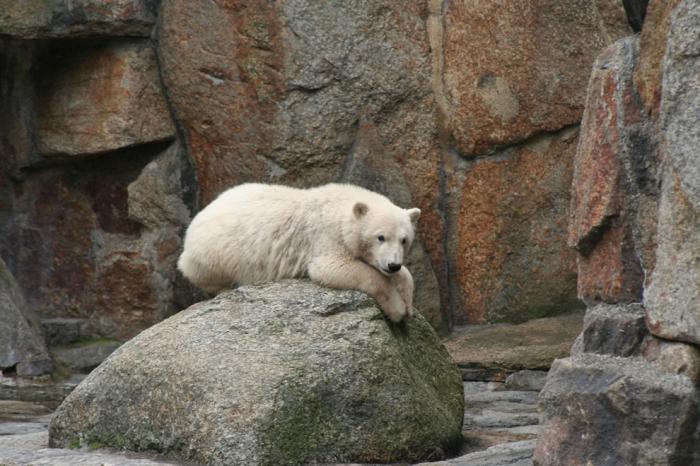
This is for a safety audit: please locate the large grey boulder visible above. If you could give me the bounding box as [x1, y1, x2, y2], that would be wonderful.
[534, 354, 700, 465]
[49, 280, 464, 465]
[0, 258, 52, 377]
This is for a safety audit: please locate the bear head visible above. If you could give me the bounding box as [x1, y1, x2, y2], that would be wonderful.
[347, 200, 421, 276]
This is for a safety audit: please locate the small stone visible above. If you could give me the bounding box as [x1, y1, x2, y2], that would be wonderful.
[41, 318, 85, 346]
[416, 440, 536, 466]
[575, 303, 648, 357]
[504, 370, 548, 391]
[0, 374, 85, 403]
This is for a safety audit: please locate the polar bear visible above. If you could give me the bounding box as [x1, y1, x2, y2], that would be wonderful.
[177, 183, 421, 322]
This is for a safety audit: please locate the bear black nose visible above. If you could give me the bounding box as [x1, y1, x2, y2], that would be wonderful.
[388, 263, 402, 273]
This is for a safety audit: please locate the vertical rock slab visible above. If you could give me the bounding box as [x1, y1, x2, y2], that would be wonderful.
[569, 37, 658, 304]
[448, 128, 581, 323]
[441, 0, 631, 156]
[35, 39, 175, 158]
[0, 258, 52, 377]
[645, 0, 700, 345]
[534, 354, 700, 465]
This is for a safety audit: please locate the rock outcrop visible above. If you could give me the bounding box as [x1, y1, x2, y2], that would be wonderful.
[0, 258, 52, 377]
[49, 281, 464, 465]
[536, 1, 700, 463]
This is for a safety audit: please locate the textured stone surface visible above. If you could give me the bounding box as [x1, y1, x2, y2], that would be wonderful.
[448, 128, 581, 323]
[569, 37, 657, 304]
[40, 318, 84, 346]
[658, 0, 700, 208]
[50, 340, 122, 373]
[49, 280, 464, 464]
[158, 0, 434, 204]
[0, 257, 52, 376]
[574, 303, 648, 357]
[635, 0, 683, 118]
[643, 336, 700, 384]
[127, 145, 190, 230]
[535, 354, 700, 465]
[504, 371, 548, 392]
[418, 440, 535, 466]
[645, 169, 700, 345]
[35, 39, 175, 158]
[0, 0, 156, 38]
[643, 12, 699, 344]
[2, 143, 191, 340]
[444, 313, 584, 374]
[441, 0, 630, 156]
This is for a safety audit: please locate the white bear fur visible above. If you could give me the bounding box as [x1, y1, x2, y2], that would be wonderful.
[177, 183, 421, 322]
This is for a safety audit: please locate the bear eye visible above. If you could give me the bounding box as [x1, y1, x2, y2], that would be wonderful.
[377, 235, 385, 242]
[401, 238, 407, 245]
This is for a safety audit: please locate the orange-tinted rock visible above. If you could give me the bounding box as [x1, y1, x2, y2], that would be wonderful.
[450, 128, 581, 324]
[158, 0, 435, 205]
[442, 0, 631, 156]
[634, 0, 683, 118]
[570, 37, 658, 304]
[568, 44, 624, 254]
[576, 223, 643, 304]
[35, 39, 175, 158]
[157, 0, 283, 205]
[92, 253, 158, 340]
[0, 0, 156, 38]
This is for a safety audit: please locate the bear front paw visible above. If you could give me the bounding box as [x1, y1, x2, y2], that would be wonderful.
[392, 268, 414, 318]
[376, 289, 408, 323]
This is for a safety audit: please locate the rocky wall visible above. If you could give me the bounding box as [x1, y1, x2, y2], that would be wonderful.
[535, 0, 700, 463]
[0, 0, 631, 343]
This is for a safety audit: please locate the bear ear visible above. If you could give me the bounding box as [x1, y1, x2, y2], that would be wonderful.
[407, 208, 421, 224]
[353, 202, 369, 219]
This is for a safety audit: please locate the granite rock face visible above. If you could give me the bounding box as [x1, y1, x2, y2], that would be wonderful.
[645, 0, 700, 345]
[441, 0, 630, 156]
[0, 258, 52, 377]
[49, 281, 464, 465]
[447, 128, 582, 323]
[537, 5, 700, 462]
